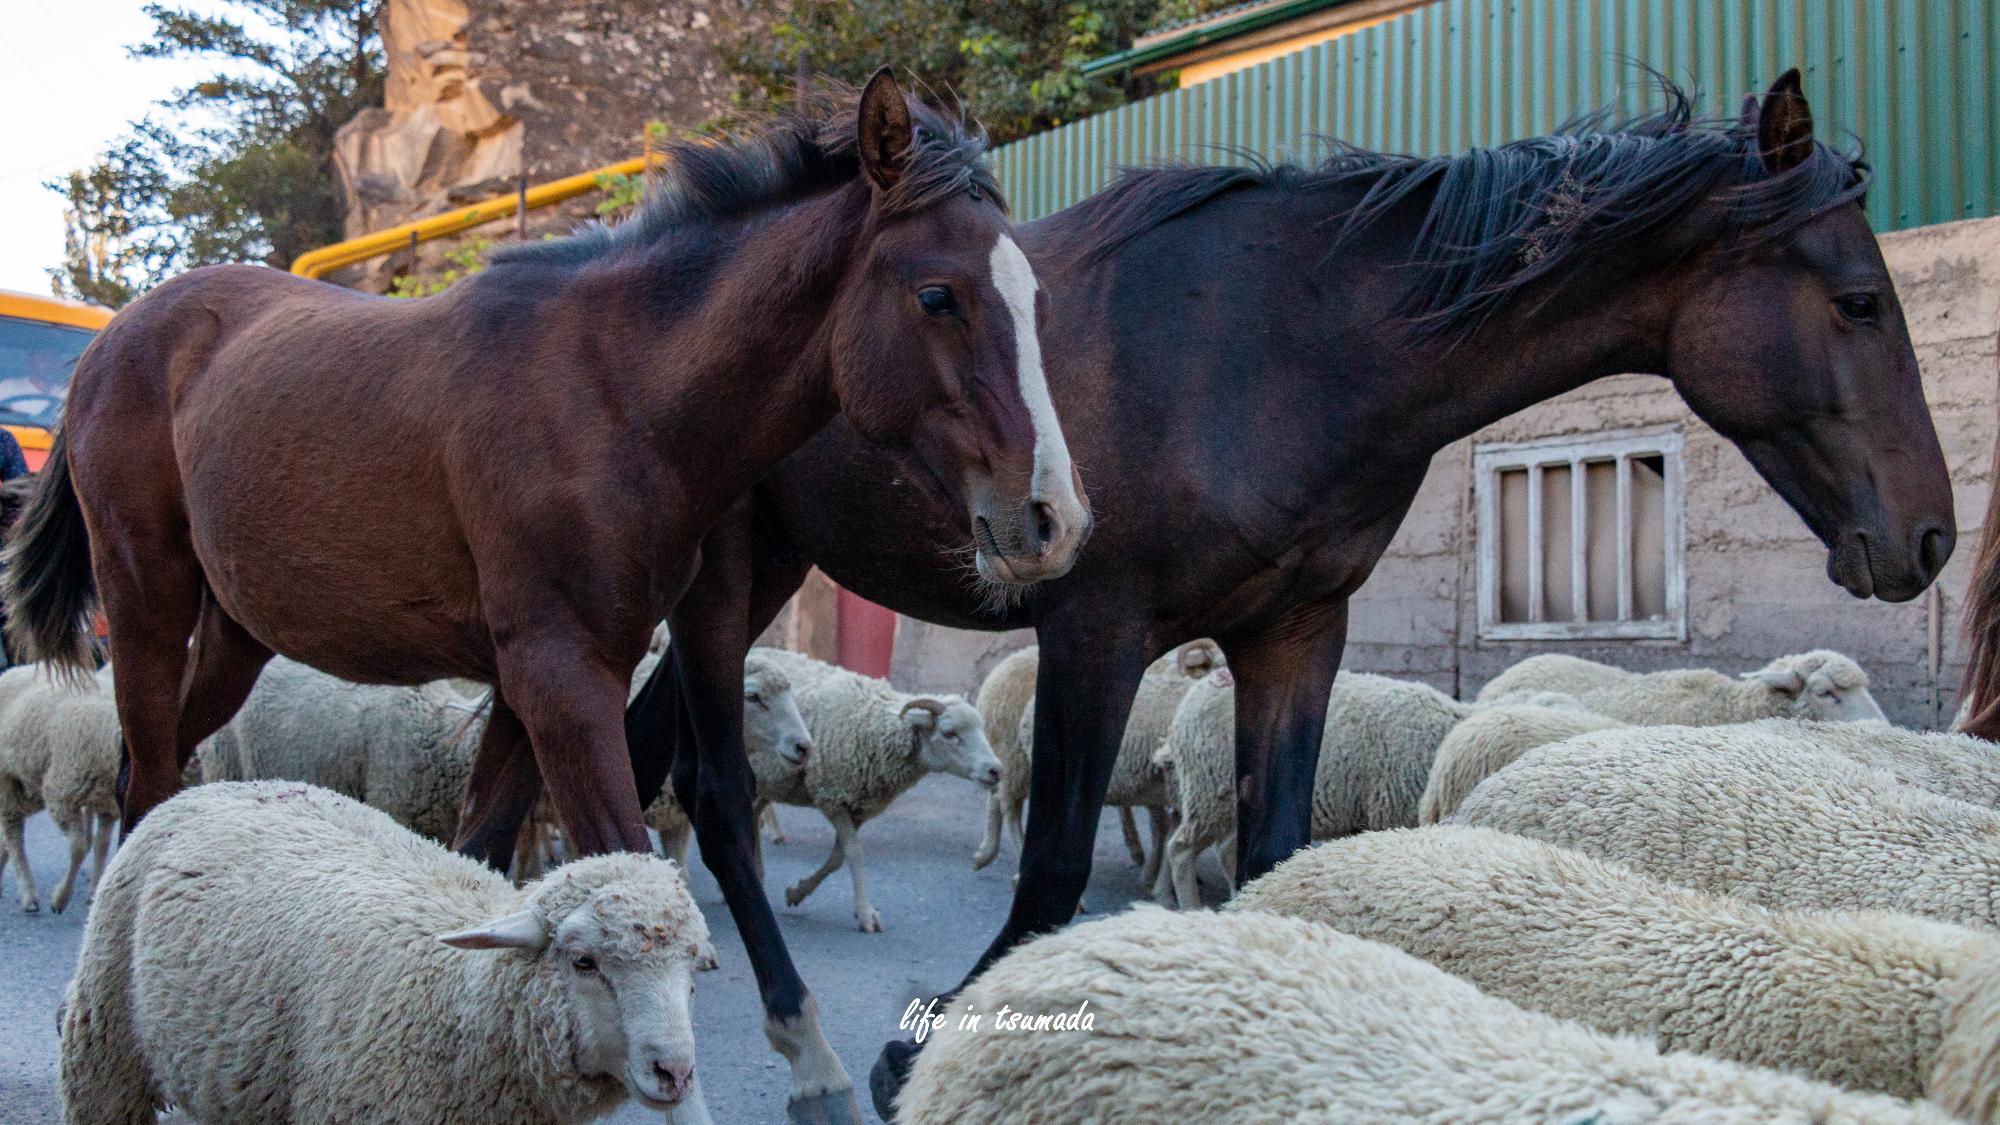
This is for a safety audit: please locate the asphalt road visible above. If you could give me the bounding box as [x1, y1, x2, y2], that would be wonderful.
[0, 774, 1231, 1122]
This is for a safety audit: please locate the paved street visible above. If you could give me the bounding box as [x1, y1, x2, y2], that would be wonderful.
[0, 775, 1224, 1122]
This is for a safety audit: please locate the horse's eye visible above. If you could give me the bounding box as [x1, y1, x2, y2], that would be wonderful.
[918, 286, 957, 316]
[572, 954, 598, 974]
[1834, 294, 1879, 323]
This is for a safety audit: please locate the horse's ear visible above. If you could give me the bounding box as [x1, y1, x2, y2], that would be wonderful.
[858, 67, 914, 193]
[1755, 68, 1814, 175]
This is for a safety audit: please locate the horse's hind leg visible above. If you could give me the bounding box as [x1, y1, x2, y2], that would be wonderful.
[172, 600, 272, 770]
[91, 523, 203, 830]
[453, 698, 544, 871]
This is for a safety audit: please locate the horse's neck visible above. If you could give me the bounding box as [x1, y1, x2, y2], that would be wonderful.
[1408, 290, 1675, 444]
[626, 186, 865, 509]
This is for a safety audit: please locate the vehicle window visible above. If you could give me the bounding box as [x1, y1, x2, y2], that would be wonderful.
[0, 315, 96, 429]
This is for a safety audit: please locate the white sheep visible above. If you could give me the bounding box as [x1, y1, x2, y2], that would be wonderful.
[1156, 668, 1469, 907]
[1475, 649, 1886, 723]
[194, 657, 485, 845]
[1232, 824, 2000, 1109]
[0, 663, 121, 914]
[1424, 713, 2000, 828]
[1454, 728, 2000, 928]
[752, 648, 999, 932]
[894, 904, 1952, 1124]
[1418, 701, 1628, 824]
[59, 780, 715, 1125]
[635, 649, 813, 867]
[1745, 718, 2000, 810]
[984, 641, 1224, 884]
[970, 645, 1039, 871]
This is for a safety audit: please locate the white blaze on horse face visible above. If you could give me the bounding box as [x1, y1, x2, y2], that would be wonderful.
[987, 233, 1083, 529]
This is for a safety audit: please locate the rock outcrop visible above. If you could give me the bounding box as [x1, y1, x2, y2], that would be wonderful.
[332, 0, 756, 289]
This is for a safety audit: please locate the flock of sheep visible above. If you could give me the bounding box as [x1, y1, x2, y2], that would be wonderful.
[897, 646, 2000, 1122]
[13, 634, 2000, 1122]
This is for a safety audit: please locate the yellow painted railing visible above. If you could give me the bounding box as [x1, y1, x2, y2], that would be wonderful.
[289, 154, 659, 280]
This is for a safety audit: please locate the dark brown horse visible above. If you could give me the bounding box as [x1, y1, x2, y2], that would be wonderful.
[4, 72, 1086, 1123]
[603, 72, 1956, 1114]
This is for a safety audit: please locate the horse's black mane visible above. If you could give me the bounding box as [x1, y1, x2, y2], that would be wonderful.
[493, 85, 1001, 268]
[1070, 82, 1868, 341]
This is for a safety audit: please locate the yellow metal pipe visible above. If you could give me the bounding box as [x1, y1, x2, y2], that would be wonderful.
[290, 154, 657, 280]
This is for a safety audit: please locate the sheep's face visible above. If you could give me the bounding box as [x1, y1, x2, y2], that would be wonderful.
[436, 858, 712, 1112]
[1743, 651, 1885, 722]
[903, 697, 1002, 787]
[549, 898, 701, 1111]
[743, 664, 813, 767]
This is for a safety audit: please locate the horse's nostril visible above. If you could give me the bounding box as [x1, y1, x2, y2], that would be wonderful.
[1920, 525, 1952, 577]
[1030, 500, 1057, 551]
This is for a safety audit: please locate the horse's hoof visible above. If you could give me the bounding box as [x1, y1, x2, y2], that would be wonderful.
[869, 1039, 919, 1121]
[786, 1086, 863, 1125]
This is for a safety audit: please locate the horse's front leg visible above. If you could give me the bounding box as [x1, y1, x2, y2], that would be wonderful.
[872, 616, 1151, 1116]
[627, 500, 812, 812]
[667, 565, 861, 1125]
[1225, 598, 1347, 884]
[499, 635, 652, 856]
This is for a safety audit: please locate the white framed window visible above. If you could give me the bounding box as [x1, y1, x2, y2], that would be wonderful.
[1474, 426, 1686, 641]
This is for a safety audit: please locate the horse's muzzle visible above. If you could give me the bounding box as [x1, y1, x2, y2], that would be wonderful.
[974, 491, 1090, 585]
[1827, 520, 1954, 603]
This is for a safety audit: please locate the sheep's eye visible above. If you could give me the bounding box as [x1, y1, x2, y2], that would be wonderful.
[744, 691, 762, 706]
[571, 954, 598, 974]
[917, 286, 957, 316]
[943, 730, 959, 742]
[1835, 293, 1879, 323]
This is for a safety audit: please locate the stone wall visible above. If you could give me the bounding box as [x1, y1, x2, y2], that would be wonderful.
[332, 0, 757, 289]
[890, 216, 2000, 728]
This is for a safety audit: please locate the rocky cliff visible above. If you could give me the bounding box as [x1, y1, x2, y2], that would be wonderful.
[332, 0, 757, 288]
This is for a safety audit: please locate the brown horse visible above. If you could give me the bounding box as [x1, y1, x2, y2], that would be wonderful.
[4, 72, 1086, 1123]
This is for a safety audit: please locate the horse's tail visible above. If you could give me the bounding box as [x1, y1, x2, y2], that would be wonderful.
[3, 428, 99, 677]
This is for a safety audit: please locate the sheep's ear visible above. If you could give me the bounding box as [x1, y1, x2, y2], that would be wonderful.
[1743, 668, 1806, 696]
[901, 699, 943, 732]
[438, 909, 549, 951]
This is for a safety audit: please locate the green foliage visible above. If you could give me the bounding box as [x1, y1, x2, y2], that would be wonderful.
[726, 1, 1190, 145]
[385, 239, 493, 299]
[49, 0, 384, 306]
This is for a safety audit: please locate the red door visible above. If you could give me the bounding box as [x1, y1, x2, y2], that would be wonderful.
[834, 587, 896, 679]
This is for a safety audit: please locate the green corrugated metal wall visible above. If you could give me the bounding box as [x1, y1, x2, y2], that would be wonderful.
[994, 0, 1998, 233]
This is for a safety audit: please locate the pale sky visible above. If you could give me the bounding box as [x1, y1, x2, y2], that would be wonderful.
[0, 1, 213, 296]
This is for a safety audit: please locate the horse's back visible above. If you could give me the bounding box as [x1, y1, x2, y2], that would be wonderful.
[64, 267, 489, 681]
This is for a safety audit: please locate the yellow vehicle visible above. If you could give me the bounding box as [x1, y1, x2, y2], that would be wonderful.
[0, 290, 112, 471]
